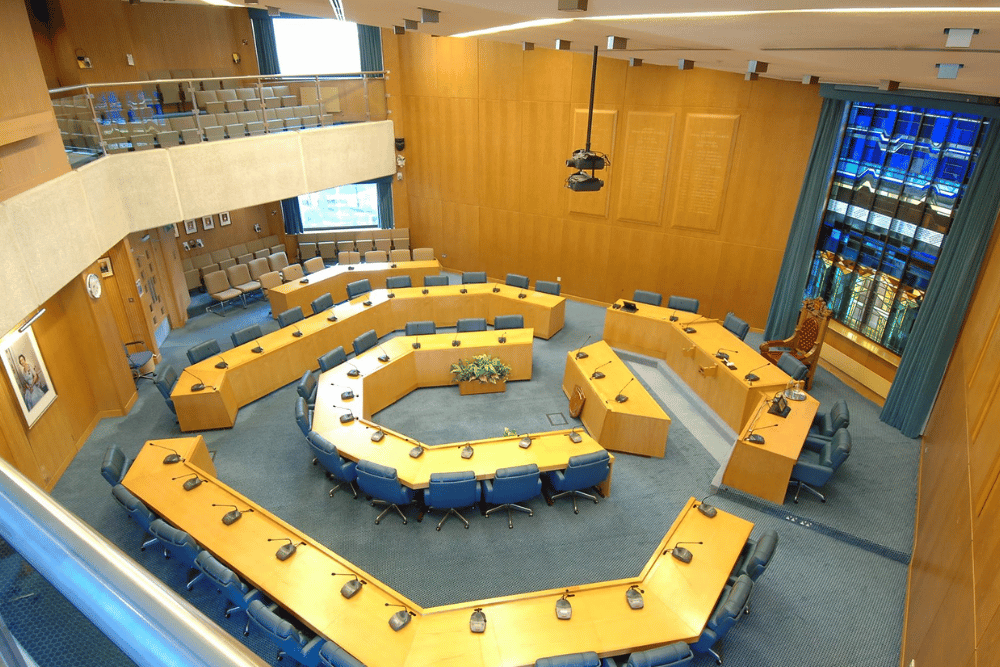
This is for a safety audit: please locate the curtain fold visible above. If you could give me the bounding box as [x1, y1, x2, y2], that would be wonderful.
[357, 24, 383, 71]
[281, 198, 303, 235]
[763, 98, 848, 341]
[880, 123, 1000, 436]
[248, 8, 280, 76]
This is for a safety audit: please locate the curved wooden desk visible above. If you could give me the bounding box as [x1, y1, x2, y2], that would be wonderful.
[123, 436, 753, 667]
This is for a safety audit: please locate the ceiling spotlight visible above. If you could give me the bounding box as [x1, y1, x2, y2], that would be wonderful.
[266, 5, 279, 16]
[420, 7, 439, 23]
[802, 75, 819, 85]
[393, 25, 405, 34]
[936, 63, 964, 79]
[523, 41, 535, 51]
[556, 39, 572, 50]
[630, 58, 643, 67]
[607, 35, 627, 50]
[745, 72, 759, 82]
[944, 28, 978, 48]
[879, 79, 900, 91]
[747, 60, 768, 74]
[404, 18, 418, 30]
[678, 59, 694, 70]
[558, 0, 587, 11]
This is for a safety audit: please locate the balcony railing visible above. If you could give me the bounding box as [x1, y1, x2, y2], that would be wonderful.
[50, 72, 387, 166]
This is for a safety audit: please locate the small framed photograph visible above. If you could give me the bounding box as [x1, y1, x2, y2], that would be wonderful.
[202, 215, 215, 230]
[219, 211, 231, 227]
[173, 223, 180, 238]
[97, 257, 113, 277]
[184, 219, 197, 235]
[182, 241, 190, 251]
[2, 327, 57, 427]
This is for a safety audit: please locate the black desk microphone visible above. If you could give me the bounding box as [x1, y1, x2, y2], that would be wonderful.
[148, 442, 183, 464]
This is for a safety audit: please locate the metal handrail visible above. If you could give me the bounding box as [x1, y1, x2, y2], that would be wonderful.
[0, 457, 269, 667]
[49, 71, 387, 95]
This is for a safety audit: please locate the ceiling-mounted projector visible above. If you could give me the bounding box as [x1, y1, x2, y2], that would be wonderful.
[566, 149, 605, 170]
[567, 171, 604, 192]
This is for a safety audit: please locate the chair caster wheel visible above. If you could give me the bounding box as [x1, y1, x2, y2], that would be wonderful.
[402, 519, 408, 525]
[375, 519, 381, 525]
[436, 526, 441, 531]
[243, 631, 249, 637]
[329, 490, 335, 497]
[574, 509, 579, 514]
[464, 525, 469, 529]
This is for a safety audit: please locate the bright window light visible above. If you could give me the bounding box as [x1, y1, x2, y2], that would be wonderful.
[273, 18, 361, 74]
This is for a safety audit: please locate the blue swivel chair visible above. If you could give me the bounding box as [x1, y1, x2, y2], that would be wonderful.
[723, 312, 750, 341]
[247, 599, 323, 667]
[505, 273, 530, 289]
[424, 275, 449, 287]
[546, 451, 610, 514]
[690, 574, 753, 665]
[295, 397, 312, 438]
[483, 464, 542, 529]
[101, 445, 132, 485]
[193, 551, 262, 635]
[621, 642, 694, 667]
[405, 321, 435, 336]
[667, 295, 699, 313]
[277, 306, 305, 329]
[230, 324, 263, 347]
[423, 471, 481, 530]
[353, 329, 378, 356]
[318, 346, 348, 372]
[808, 399, 850, 446]
[386, 275, 411, 289]
[633, 290, 663, 307]
[494, 314, 524, 330]
[535, 652, 616, 667]
[297, 369, 318, 404]
[124, 340, 155, 384]
[346, 279, 372, 300]
[318, 641, 366, 667]
[777, 351, 808, 382]
[730, 528, 779, 583]
[789, 428, 851, 503]
[456, 317, 487, 333]
[462, 271, 487, 284]
[307, 431, 358, 499]
[147, 519, 202, 589]
[311, 292, 334, 315]
[535, 280, 561, 296]
[111, 484, 158, 551]
[186, 339, 221, 364]
[355, 460, 416, 525]
[154, 365, 178, 415]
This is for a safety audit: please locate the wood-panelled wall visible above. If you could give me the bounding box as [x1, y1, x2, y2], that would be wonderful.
[386, 31, 821, 326]
[902, 208, 1000, 667]
[173, 203, 285, 259]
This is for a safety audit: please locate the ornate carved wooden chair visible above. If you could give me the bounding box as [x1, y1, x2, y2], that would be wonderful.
[759, 298, 832, 390]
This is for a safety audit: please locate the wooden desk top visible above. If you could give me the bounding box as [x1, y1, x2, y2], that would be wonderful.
[268, 260, 442, 298]
[565, 341, 669, 420]
[738, 392, 821, 461]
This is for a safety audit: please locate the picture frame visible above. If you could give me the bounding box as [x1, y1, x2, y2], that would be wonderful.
[173, 223, 180, 238]
[97, 256, 114, 277]
[202, 215, 215, 231]
[1, 327, 57, 428]
[219, 211, 231, 227]
[184, 219, 197, 235]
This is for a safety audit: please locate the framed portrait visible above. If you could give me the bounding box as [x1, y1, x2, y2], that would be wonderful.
[202, 215, 215, 231]
[184, 219, 197, 235]
[98, 256, 114, 277]
[1, 327, 57, 428]
[219, 211, 231, 227]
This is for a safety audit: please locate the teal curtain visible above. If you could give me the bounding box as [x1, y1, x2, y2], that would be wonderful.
[357, 24, 383, 71]
[881, 123, 1000, 436]
[248, 8, 280, 76]
[763, 98, 847, 340]
[281, 199, 303, 235]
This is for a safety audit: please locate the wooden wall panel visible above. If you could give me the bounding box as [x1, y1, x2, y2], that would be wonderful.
[616, 111, 674, 225]
[173, 203, 276, 259]
[522, 48, 572, 103]
[518, 214, 565, 285]
[613, 229, 669, 304]
[567, 108, 616, 218]
[435, 36, 478, 100]
[439, 201, 480, 272]
[623, 62, 685, 107]
[407, 196, 443, 256]
[520, 101, 570, 219]
[398, 32, 437, 99]
[559, 221, 612, 301]
[478, 100, 522, 212]
[570, 52, 627, 106]
[478, 41, 522, 101]
[670, 113, 740, 234]
[710, 243, 784, 322]
[437, 98, 479, 205]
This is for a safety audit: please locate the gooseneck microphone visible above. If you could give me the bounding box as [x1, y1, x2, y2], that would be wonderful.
[327, 307, 338, 323]
[332, 571, 366, 598]
[492, 285, 501, 293]
[715, 348, 737, 360]
[251, 342, 264, 354]
[212, 503, 254, 525]
[172, 473, 203, 491]
[347, 362, 362, 378]
[268, 538, 306, 561]
[452, 333, 461, 347]
[665, 541, 704, 563]
[746, 423, 778, 444]
[330, 384, 355, 400]
[568, 427, 582, 443]
[148, 442, 183, 464]
[333, 406, 355, 424]
[744, 362, 769, 384]
[668, 309, 679, 322]
[377, 345, 390, 363]
[214, 354, 228, 369]
[615, 378, 634, 403]
[385, 603, 416, 631]
[590, 360, 612, 379]
[696, 493, 718, 518]
[574, 335, 592, 359]
[187, 370, 210, 392]
[412, 335, 421, 349]
[292, 325, 303, 338]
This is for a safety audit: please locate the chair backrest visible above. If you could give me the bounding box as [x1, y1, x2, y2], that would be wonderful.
[723, 312, 750, 341]
[563, 450, 611, 488]
[282, 263, 305, 282]
[231, 324, 262, 347]
[829, 399, 850, 433]
[412, 247, 434, 261]
[667, 295, 699, 313]
[535, 280, 561, 296]
[203, 270, 232, 296]
[259, 271, 282, 291]
[149, 519, 200, 565]
[154, 365, 178, 399]
[790, 297, 833, 356]
[405, 321, 435, 336]
[462, 271, 487, 284]
[535, 652, 603, 667]
[386, 275, 411, 290]
[318, 640, 366, 667]
[306, 431, 350, 474]
[826, 428, 852, 470]
[494, 314, 524, 330]
[338, 251, 361, 265]
[297, 369, 318, 403]
[744, 528, 779, 581]
[355, 460, 414, 505]
[425, 471, 480, 509]
[777, 352, 808, 381]
[633, 290, 663, 307]
[278, 306, 305, 329]
[295, 396, 311, 436]
[424, 275, 449, 287]
[706, 574, 753, 639]
[247, 257, 270, 281]
[389, 249, 411, 262]
[187, 339, 221, 364]
[489, 464, 541, 502]
[624, 642, 694, 667]
[311, 292, 334, 315]
[247, 600, 310, 657]
[353, 329, 378, 356]
[111, 484, 156, 532]
[457, 317, 487, 333]
[346, 279, 372, 300]
[268, 251, 290, 272]
[365, 250, 388, 263]
[304, 256, 325, 274]
[226, 263, 253, 287]
[505, 273, 529, 289]
[318, 346, 348, 372]
[194, 551, 250, 606]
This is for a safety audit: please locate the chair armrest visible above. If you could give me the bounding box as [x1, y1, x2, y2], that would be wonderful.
[601, 658, 617, 667]
[301, 635, 324, 662]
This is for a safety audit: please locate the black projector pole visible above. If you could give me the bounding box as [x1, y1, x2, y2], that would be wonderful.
[585, 44, 598, 152]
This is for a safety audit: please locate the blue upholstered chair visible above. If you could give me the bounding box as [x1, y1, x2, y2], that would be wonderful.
[505, 273, 530, 289]
[723, 312, 750, 341]
[124, 340, 155, 383]
[318, 346, 348, 372]
[535, 280, 561, 296]
[633, 290, 663, 307]
[462, 271, 487, 284]
[546, 451, 610, 514]
[346, 279, 372, 300]
[494, 314, 524, 330]
[247, 599, 323, 667]
[386, 275, 411, 289]
[405, 321, 435, 336]
[621, 642, 694, 667]
[423, 471, 481, 530]
[535, 651, 616, 667]
[809, 398, 850, 446]
[311, 292, 334, 315]
[318, 641, 366, 667]
[295, 396, 312, 438]
[667, 295, 699, 313]
[147, 519, 202, 588]
[457, 317, 487, 333]
[424, 275, 449, 287]
[484, 464, 542, 529]
[355, 460, 416, 525]
[789, 428, 851, 503]
[307, 431, 358, 499]
[277, 306, 305, 329]
[297, 369, 318, 404]
[731, 528, 778, 583]
[187, 339, 221, 364]
[777, 351, 808, 382]
[193, 550, 262, 634]
[353, 329, 378, 356]
[101, 445, 132, 485]
[690, 574, 753, 664]
[154, 365, 178, 415]
[111, 484, 158, 551]
[230, 324, 262, 348]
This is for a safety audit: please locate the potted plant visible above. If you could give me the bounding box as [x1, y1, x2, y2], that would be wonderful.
[451, 354, 511, 395]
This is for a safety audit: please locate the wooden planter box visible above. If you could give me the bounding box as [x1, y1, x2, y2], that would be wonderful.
[459, 380, 507, 395]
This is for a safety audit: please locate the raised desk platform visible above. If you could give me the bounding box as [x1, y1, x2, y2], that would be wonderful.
[562, 341, 671, 458]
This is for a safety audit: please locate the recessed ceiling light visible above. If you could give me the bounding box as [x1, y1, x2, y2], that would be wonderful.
[420, 7, 440, 23]
[558, 0, 587, 11]
[944, 28, 978, 48]
[936, 63, 964, 79]
[451, 18, 571, 38]
[607, 36, 627, 50]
